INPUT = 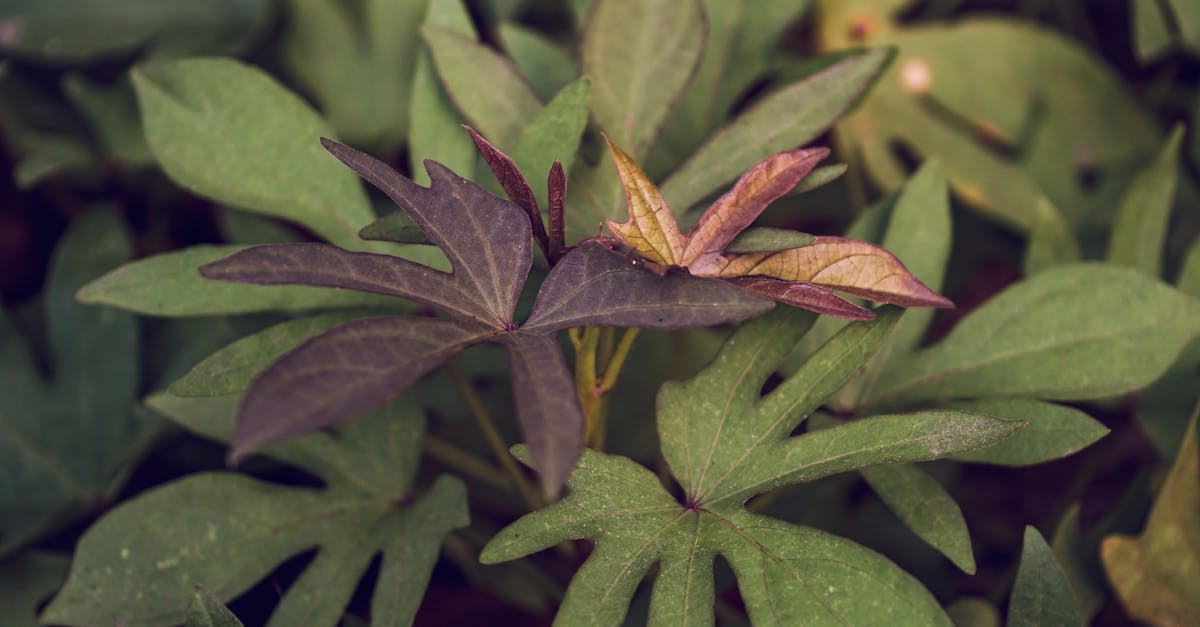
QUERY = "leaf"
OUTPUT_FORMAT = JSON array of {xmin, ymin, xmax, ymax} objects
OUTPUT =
[
  {"xmin": 725, "ymin": 228, "xmax": 815, "ymax": 253},
  {"xmin": 660, "ymin": 48, "xmax": 891, "ymax": 214},
  {"xmin": 510, "ymin": 78, "xmax": 591, "ymax": 210},
  {"xmin": 522, "ymin": 241, "xmax": 773, "ymax": 332},
  {"xmin": 725, "ymin": 277, "xmax": 872, "ymax": 321},
  {"xmin": 61, "ymin": 74, "xmax": 153, "ymax": 166},
  {"xmin": 860, "ymin": 463, "xmax": 975, "ymax": 573},
  {"xmin": 871, "ymin": 264, "xmax": 1200, "ymax": 406},
  {"xmin": 1102, "ymin": 409, "xmax": 1200, "ymax": 626},
  {"xmin": 822, "ymin": 15, "xmax": 1159, "ymax": 229},
  {"xmin": 499, "ymin": 22, "xmax": 578, "ymax": 101},
  {"xmin": 280, "ymin": 0, "xmax": 423, "ymax": 149},
  {"xmin": 945, "ymin": 597, "xmax": 999, "ymax": 627},
  {"xmin": 186, "ymin": 586, "xmax": 243, "ymax": 627},
  {"xmin": 0, "ymin": 0, "xmax": 269, "ymax": 61},
  {"xmin": 483, "ymin": 309, "xmax": 1022, "ymax": 625},
  {"xmin": 422, "ymin": 24, "xmax": 543, "ymax": 149},
  {"xmin": 132, "ymin": 58, "xmax": 377, "ymax": 251},
  {"xmin": 407, "ymin": 0, "xmax": 478, "ymax": 185},
  {"xmin": 466, "ymin": 126, "xmax": 549, "ymax": 256},
  {"xmin": 77, "ymin": 245, "xmax": 405, "ymax": 317},
  {"xmin": 582, "ymin": 0, "xmax": 704, "ymax": 159},
  {"xmin": 1134, "ymin": 0, "xmax": 1175, "ymax": 61},
  {"xmin": 0, "ymin": 550, "xmax": 68, "ymax": 627},
  {"xmin": 1108, "ymin": 124, "xmax": 1184, "ymax": 277},
  {"xmin": 946, "ymin": 399, "xmax": 1109, "ymax": 467},
  {"xmin": 1023, "ymin": 198, "xmax": 1082, "ymax": 276},
  {"xmin": 42, "ymin": 402, "xmax": 469, "ymax": 627},
  {"xmin": 604, "ymin": 136, "xmax": 687, "ymax": 265},
  {"xmin": 358, "ymin": 213, "xmax": 430, "ymax": 245},
  {"xmin": 1009, "ymin": 526, "xmax": 1081, "ymax": 627},
  {"xmin": 0, "ymin": 209, "xmax": 153, "ymax": 556}
]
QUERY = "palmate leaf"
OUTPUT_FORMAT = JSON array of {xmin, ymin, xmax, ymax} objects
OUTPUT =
[
  {"xmin": 482, "ymin": 308, "xmax": 1024, "ymax": 626},
  {"xmin": 201, "ymin": 139, "xmax": 770, "ymax": 494},
  {"xmin": 42, "ymin": 397, "xmax": 467, "ymax": 627}
]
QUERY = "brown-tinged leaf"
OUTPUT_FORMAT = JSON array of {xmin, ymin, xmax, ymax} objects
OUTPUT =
[
  {"xmin": 464, "ymin": 126, "xmax": 550, "ymax": 257},
  {"xmin": 1101, "ymin": 409, "xmax": 1200, "ymax": 626},
  {"xmin": 320, "ymin": 138, "xmax": 532, "ymax": 325},
  {"xmin": 502, "ymin": 332, "xmax": 584, "ymax": 496},
  {"xmin": 704, "ymin": 236, "xmax": 954, "ymax": 308},
  {"xmin": 682, "ymin": 147, "xmax": 829, "ymax": 269},
  {"xmin": 230, "ymin": 316, "xmax": 484, "ymax": 460},
  {"xmin": 523, "ymin": 241, "xmax": 773, "ymax": 332},
  {"xmin": 603, "ymin": 135, "xmax": 686, "ymax": 265},
  {"xmin": 548, "ymin": 160, "xmax": 567, "ymax": 261},
  {"xmin": 726, "ymin": 277, "xmax": 873, "ymax": 321}
]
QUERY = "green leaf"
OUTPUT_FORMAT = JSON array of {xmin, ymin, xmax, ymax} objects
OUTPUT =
[
  {"xmin": 1179, "ymin": 236, "xmax": 1200, "ymax": 297},
  {"xmin": 871, "ymin": 264, "xmax": 1200, "ymax": 406},
  {"xmin": 0, "ymin": 0, "xmax": 269, "ymax": 61},
  {"xmin": 76, "ymin": 245, "xmax": 407, "ymax": 317},
  {"xmin": 422, "ymin": 24, "xmax": 543, "ymax": 149},
  {"xmin": 1133, "ymin": 0, "xmax": 1174, "ymax": 61},
  {"xmin": 1102, "ymin": 409, "xmax": 1200, "ymax": 626},
  {"xmin": 170, "ymin": 314, "xmax": 359, "ymax": 397},
  {"xmin": 582, "ymin": 0, "xmax": 704, "ymax": 159},
  {"xmin": 0, "ymin": 209, "xmax": 153, "ymax": 556},
  {"xmin": 407, "ymin": 0, "xmax": 478, "ymax": 185},
  {"xmin": 185, "ymin": 586, "xmax": 243, "ymax": 627},
  {"xmin": 42, "ymin": 401, "xmax": 469, "ymax": 627},
  {"xmin": 1023, "ymin": 198, "xmax": 1081, "ymax": 276},
  {"xmin": 281, "ymin": 0, "xmax": 424, "ymax": 149},
  {"xmin": 725, "ymin": 228, "xmax": 815, "ymax": 253},
  {"xmin": 483, "ymin": 308, "xmax": 1023, "ymax": 625},
  {"xmin": 0, "ymin": 550, "xmax": 69, "ymax": 627},
  {"xmin": 860, "ymin": 463, "xmax": 974, "ymax": 573},
  {"xmin": 132, "ymin": 58, "xmax": 377, "ymax": 251},
  {"xmin": 1009, "ymin": 526, "xmax": 1080, "ymax": 627},
  {"xmin": 1108, "ymin": 124, "xmax": 1184, "ymax": 277},
  {"xmin": 946, "ymin": 399, "xmax": 1109, "ymax": 467},
  {"xmin": 945, "ymin": 597, "xmax": 999, "ymax": 627},
  {"xmin": 823, "ymin": 13, "xmax": 1160, "ymax": 230},
  {"xmin": 660, "ymin": 48, "xmax": 890, "ymax": 214},
  {"xmin": 62, "ymin": 73, "xmax": 153, "ymax": 166},
  {"xmin": 510, "ymin": 78, "xmax": 591, "ymax": 209},
  {"xmin": 499, "ymin": 22, "xmax": 578, "ymax": 101}
]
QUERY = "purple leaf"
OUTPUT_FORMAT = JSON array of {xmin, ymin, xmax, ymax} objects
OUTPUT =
[
  {"xmin": 548, "ymin": 160, "xmax": 566, "ymax": 262},
  {"xmin": 200, "ymin": 243, "xmax": 489, "ymax": 325},
  {"xmin": 726, "ymin": 276, "xmax": 874, "ymax": 321},
  {"xmin": 230, "ymin": 316, "xmax": 486, "ymax": 459},
  {"xmin": 523, "ymin": 241, "xmax": 774, "ymax": 332},
  {"xmin": 503, "ymin": 331, "xmax": 584, "ymax": 497},
  {"xmin": 464, "ymin": 126, "xmax": 550, "ymax": 258},
  {"xmin": 321, "ymin": 138, "xmax": 531, "ymax": 326}
]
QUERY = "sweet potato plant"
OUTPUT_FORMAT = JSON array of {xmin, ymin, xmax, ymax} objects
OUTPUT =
[{"xmin": 1, "ymin": 1, "xmax": 1199, "ymax": 626}]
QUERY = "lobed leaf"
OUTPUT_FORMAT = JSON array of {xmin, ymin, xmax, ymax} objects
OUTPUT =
[
  {"xmin": 946, "ymin": 399, "xmax": 1109, "ymax": 467},
  {"xmin": 861, "ymin": 463, "xmax": 975, "ymax": 573},
  {"xmin": 185, "ymin": 586, "xmax": 242, "ymax": 627},
  {"xmin": 604, "ymin": 136, "xmax": 686, "ymax": 265}
]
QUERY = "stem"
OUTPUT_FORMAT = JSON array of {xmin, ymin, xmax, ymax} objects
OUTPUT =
[
  {"xmin": 423, "ymin": 435, "xmax": 509, "ymax": 492},
  {"xmin": 448, "ymin": 358, "xmax": 543, "ymax": 510},
  {"xmin": 598, "ymin": 328, "xmax": 640, "ymax": 394}
]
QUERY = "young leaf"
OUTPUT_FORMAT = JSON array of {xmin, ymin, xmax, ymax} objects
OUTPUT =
[
  {"xmin": 1101, "ymin": 409, "xmax": 1200, "ymax": 626},
  {"xmin": 603, "ymin": 140, "xmax": 952, "ymax": 319},
  {"xmin": 407, "ymin": 0, "xmax": 478, "ymax": 185},
  {"xmin": 483, "ymin": 309, "xmax": 1023, "ymax": 625},
  {"xmin": 42, "ymin": 401, "xmax": 468, "ymax": 627},
  {"xmin": 510, "ymin": 78, "xmax": 591, "ymax": 209},
  {"xmin": 201, "ymin": 138, "xmax": 770, "ymax": 493},
  {"xmin": 870, "ymin": 264, "xmax": 1200, "ymax": 406},
  {"xmin": 1009, "ymin": 527, "xmax": 1081, "ymax": 627}
]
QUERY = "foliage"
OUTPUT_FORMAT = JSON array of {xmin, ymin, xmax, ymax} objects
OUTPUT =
[{"xmin": 2, "ymin": 0, "xmax": 1200, "ymax": 625}]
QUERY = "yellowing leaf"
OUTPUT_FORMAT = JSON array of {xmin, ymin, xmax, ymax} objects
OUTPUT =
[
  {"xmin": 681, "ymin": 147, "xmax": 829, "ymax": 268},
  {"xmin": 603, "ymin": 135, "xmax": 685, "ymax": 265},
  {"xmin": 703, "ymin": 236, "xmax": 954, "ymax": 308}
]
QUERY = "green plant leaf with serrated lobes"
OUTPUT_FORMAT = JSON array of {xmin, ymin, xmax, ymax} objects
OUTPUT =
[
  {"xmin": 42, "ymin": 397, "xmax": 468, "ymax": 627},
  {"xmin": 185, "ymin": 586, "xmax": 243, "ymax": 627},
  {"xmin": 0, "ymin": 209, "xmax": 155, "ymax": 557},
  {"xmin": 481, "ymin": 308, "xmax": 1025, "ymax": 625},
  {"xmin": 200, "ymin": 137, "xmax": 772, "ymax": 495}
]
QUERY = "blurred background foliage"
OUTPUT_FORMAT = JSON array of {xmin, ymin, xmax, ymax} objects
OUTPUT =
[{"xmin": 0, "ymin": 0, "xmax": 1198, "ymax": 625}]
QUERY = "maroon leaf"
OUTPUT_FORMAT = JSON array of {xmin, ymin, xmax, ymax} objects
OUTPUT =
[
  {"xmin": 523, "ymin": 241, "xmax": 774, "ymax": 332},
  {"xmin": 548, "ymin": 160, "xmax": 567, "ymax": 262},
  {"xmin": 727, "ymin": 276, "xmax": 874, "ymax": 321},
  {"xmin": 502, "ymin": 331, "xmax": 584, "ymax": 497},
  {"xmin": 464, "ymin": 126, "xmax": 550, "ymax": 258},
  {"xmin": 321, "ymin": 138, "xmax": 532, "ymax": 326},
  {"xmin": 200, "ymin": 243, "xmax": 488, "ymax": 325},
  {"xmin": 230, "ymin": 316, "xmax": 487, "ymax": 460}
]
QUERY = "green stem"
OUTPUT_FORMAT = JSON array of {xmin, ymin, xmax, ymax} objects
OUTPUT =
[
  {"xmin": 598, "ymin": 328, "xmax": 640, "ymax": 394},
  {"xmin": 422, "ymin": 435, "xmax": 509, "ymax": 492},
  {"xmin": 448, "ymin": 358, "xmax": 543, "ymax": 510}
]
